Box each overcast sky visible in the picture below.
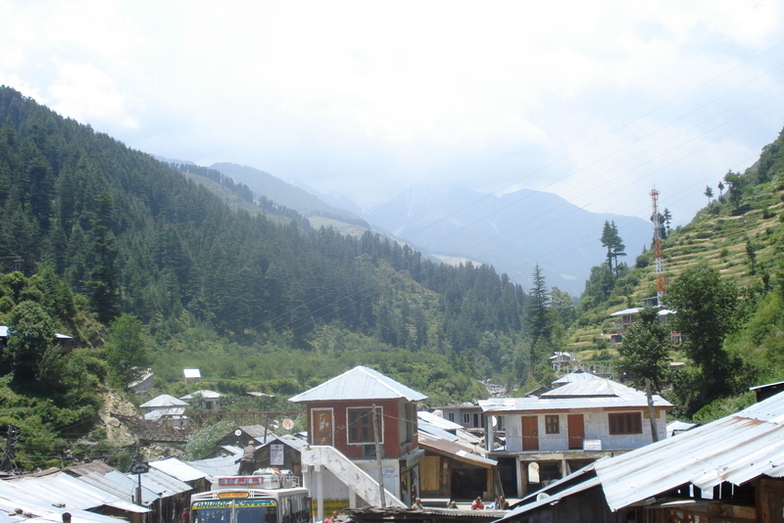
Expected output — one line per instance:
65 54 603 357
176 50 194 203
2 0 784 225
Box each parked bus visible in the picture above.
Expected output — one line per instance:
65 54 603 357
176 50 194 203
191 470 310 523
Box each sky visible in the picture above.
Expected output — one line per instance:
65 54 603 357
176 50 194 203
2 0 784 226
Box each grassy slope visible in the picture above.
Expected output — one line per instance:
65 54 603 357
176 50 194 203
567 183 784 368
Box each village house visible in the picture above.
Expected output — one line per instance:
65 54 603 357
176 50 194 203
608 303 684 345
479 371 672 498
288 365 425 515
180 389 222 410
496 385 784 523
0 325 75 354
437 402 487 435
548 352 577 372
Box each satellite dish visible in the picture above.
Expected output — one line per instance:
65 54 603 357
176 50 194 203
234 429 242 437
282 419 294 430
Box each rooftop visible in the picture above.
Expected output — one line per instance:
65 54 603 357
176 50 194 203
289 365 427 403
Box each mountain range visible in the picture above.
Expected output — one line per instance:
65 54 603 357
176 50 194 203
209 163 652 295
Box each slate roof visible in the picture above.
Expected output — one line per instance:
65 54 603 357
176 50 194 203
288 365 427 403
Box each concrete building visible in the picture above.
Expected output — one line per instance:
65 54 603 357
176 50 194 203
289 366 426 515
479 371 672 497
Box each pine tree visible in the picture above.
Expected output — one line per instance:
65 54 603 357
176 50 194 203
600 221 626 278
88 192 120 323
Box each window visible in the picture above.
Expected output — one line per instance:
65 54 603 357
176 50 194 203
448 413 455 422
545 415 560 434
608 412 642 435
347 407 382 444
463 413 471 425
403 402 415 444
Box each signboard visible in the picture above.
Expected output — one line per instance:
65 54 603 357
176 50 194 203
218 476 267 487
583 439 602 451
130 462 150 474
270 443 284 466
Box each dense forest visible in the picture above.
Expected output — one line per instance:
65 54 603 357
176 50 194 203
5 82 784 469
0 86 562 467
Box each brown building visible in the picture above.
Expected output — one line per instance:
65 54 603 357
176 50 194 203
289 365 426 508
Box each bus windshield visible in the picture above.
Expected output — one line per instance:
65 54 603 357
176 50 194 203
192 500 278 523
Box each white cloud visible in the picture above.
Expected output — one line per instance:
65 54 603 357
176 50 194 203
0 0 782 224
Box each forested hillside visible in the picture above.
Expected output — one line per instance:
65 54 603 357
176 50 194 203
0 86 544 414
568 125 784 421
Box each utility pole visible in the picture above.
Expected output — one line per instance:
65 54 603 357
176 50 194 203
645 378 659 442
0 424 19 474
371 404 386 508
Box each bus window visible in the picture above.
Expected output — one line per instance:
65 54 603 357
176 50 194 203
235 502 278 523
192 508 232 523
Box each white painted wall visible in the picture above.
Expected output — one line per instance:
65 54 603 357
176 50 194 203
501 409 668 452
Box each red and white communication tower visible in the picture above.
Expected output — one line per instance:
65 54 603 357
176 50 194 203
650 188 665 307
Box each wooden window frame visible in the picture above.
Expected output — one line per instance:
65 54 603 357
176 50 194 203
347 406 383 445
608 412 642 435
545 415 560 434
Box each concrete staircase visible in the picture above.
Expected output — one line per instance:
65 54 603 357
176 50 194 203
301 445 406 508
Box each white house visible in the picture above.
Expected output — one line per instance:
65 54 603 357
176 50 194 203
479 371 672 497
180 389 222 410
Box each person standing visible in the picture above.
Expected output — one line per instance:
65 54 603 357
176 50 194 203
238 441 257 475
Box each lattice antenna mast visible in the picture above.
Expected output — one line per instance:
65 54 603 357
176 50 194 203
650 188 665 307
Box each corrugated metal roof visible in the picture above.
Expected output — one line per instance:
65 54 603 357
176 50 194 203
418 420 460 442
608 307 675 317
238 425 267 438
187 454 241 479
37 509 125 523
149 457 207 483
288 366 427 403
65 461 115 477
496 475 602 521
144 407 186 420
1 472 149 514
258 434 308 451
140 394 188 408
594 390 784 512
541 378 642 398
142 468 192 497
418 410 464 431
479 394 672 413
180 390 221 400
0 326 72 340
418 432 497 468
552 371 602 384
76 470 160 506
